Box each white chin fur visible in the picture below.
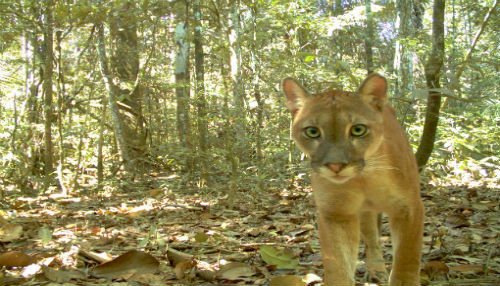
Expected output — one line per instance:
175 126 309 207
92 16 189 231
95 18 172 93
318 166 353 184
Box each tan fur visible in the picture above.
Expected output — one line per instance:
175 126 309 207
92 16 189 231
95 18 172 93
283 74 424 286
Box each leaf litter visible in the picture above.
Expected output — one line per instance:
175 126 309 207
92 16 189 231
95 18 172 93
0 173 498 286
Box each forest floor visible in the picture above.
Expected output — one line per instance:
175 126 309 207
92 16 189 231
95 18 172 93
0 172 499 286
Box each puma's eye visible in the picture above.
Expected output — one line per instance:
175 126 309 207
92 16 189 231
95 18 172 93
351 124 367 137
304 127 321 138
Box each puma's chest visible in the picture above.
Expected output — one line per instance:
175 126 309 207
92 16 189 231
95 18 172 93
311 170 405 215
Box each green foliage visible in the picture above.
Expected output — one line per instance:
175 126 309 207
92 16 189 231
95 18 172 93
425 108 500 183
0 0 499 196
260 245 299 270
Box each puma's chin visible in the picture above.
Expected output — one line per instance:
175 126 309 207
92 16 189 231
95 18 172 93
318 166 356 184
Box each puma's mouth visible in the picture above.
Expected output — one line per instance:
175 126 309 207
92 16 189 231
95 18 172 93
318 165 354 184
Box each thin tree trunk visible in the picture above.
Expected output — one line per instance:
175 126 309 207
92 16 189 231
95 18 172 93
175 1 191 150
55 30 67 194
96 2 147 175
42 0 54 187
109 2 146 173
415 0 445 169
251 2 264 190
365 0 374 75
97 103 106 190
229 0 247 162
393 0 415 109
96 23 132 174
334 0 343 15
193 0 208 183
215 0 237 204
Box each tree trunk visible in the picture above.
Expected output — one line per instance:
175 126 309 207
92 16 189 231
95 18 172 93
97 103 106 190
251 2 264 190
364 0 375 75
229 0 247 162
23 29 43 178
42 0 54 187
193 0 208 182
174 1 191 149
96 2 147 174
334 0 343 15
415 0 445 169
393 0 415 107
55 30 67 194
96 23 134 175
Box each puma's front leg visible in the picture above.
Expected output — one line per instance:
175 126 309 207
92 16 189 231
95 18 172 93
317 212 360 286
388 199 424 286
360 211 388 282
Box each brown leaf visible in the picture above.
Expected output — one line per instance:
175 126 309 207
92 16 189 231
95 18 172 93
446 214 470 228
0 251 36 268
91 250 159 279
167 248 193 266
449 264 483 274
197 269 217 281
422 260 449 280
174 258 197 280
149 189 163 198
217 262 256 280
0 223 23 242
42 266 86 283
78 249 113 264
269 275 306 286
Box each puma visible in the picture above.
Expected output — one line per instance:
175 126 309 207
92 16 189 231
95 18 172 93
282 73 424 286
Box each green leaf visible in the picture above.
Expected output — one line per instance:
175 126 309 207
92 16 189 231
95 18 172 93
138 237 149 248
304 55 316 62
260 245 299 270
194 232 209 243
38 227 52 246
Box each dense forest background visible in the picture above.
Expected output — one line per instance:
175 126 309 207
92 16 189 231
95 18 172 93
0 0 499 285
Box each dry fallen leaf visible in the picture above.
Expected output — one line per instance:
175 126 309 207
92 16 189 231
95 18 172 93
197 269 217 281
217 262 256 280
167 248 193 266
0 251 36 268
303 273 322 284
42 266 86 283
446 214 470 228
422 260 449 280
149 189 164 198
174 258 197 280
449 264 484 274
78 249 113 264
0 223 23 242
91 250 159 279
269 275 306 286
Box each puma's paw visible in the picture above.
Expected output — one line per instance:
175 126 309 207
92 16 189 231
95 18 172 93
366 263 388 283
388 274 421 286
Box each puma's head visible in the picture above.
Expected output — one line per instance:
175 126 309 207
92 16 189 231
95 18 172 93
283 74 388 184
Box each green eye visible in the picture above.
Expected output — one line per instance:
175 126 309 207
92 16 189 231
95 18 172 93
304 127 321 138
351 124 367 137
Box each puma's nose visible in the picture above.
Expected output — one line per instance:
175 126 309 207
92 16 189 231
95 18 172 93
326 163 346 173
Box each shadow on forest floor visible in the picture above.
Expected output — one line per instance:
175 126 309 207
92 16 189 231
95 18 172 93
0 173 499 286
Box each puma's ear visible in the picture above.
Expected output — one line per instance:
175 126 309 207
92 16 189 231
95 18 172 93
359 73 387 110
282 78 310 115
